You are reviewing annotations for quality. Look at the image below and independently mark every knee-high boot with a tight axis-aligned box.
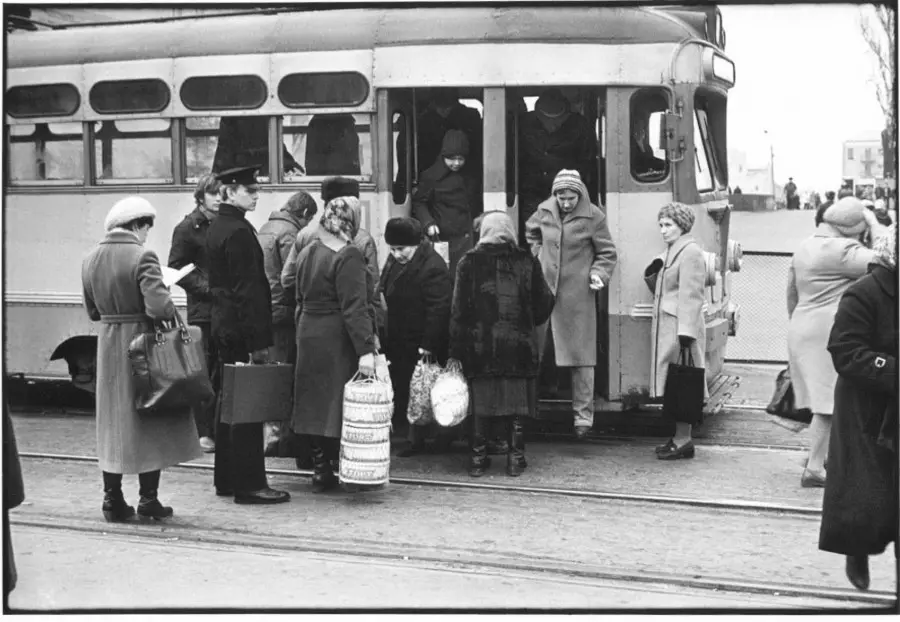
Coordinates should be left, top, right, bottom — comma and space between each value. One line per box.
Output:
506, 417, 526, 477
468, 416, 491, 477
102, 472, 135, 522
137, 470, 173, 520
311, 437, 339, 493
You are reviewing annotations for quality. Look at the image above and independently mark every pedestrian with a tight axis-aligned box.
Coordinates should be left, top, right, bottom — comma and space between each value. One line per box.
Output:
784, 177, 799, 210
258, 190, 317, 364
644, 202, 708, 460
412, 129, 483, 281
82, 197, 202, 521
450, 211, 555, 477
168, 173, 222, 453
291, 197, 378, 492
377, 217, 453, 457
786, 197, 880, 488
4, 400, 25, 596
525, 169, 618, 439
206, 166, 290, 505
814, 191, 835, 227
820, 224, 897, 592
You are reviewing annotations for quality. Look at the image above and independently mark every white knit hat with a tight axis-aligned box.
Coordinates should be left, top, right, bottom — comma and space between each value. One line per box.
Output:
104, 196, 157, 232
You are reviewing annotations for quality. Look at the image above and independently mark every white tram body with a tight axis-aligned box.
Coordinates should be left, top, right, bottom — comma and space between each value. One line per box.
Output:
4, 7, 741, 411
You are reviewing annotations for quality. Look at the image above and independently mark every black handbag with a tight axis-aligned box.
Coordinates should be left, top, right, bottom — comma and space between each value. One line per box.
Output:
128, 311, 215, 415
663, 346, 705, 425
765, 367, 813, 424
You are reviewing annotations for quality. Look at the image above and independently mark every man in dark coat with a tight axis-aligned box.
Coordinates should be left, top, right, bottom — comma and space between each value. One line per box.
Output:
4, 399, 25, 597
377, 217, 452, 454
820, 229, 897, 591
815, 191, 835, 227
784, 177, 799, 210
206, 165, 289, 505
168, 173, 221, 452
212, 116, 303, 177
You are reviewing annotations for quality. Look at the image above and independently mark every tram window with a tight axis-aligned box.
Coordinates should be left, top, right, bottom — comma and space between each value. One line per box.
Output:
7, 122, 83, 184
89, 79, 170, 115
630, 89, 669, 183
94, 119, 172, 184
7, 83, 80, 118
278, 72, 369, 108
693, 114, 714, 192
180, 75, 267, 111
695, 91, 728, 188
207, 116, 276, 180
282, 113, 371, 181
392, 111, 408, 203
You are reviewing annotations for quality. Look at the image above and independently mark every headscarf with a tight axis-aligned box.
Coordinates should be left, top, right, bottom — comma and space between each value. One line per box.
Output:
657, 202, 695, 234
282, 190, 317, 222
319, 196, 360, 243
872, 223, 897, 270
104, 196, 157, 232
477, 211, 518, 247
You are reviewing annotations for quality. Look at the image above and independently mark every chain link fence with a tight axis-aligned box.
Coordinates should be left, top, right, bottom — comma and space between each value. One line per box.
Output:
726, 251, 792, 363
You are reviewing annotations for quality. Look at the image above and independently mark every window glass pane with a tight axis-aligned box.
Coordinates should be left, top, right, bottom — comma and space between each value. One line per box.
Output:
693, 114, 713, 192
89, 79, 170, 114
189, 116, 272, 181
185, 116, 221, 182
282, 113, 371, 181
278, 72, 369, 108
94, 119, 172, 183
392, 111, 406, 203
180, 76, 267, 111
7, 122, 83, 183
7, 84, 81, 118
630, 89, 669, 183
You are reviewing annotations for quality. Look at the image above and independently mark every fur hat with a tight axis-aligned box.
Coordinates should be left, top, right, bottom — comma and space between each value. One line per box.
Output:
657, 202, 695, 234
440, 130, 469, 158
104, 196, 157, 232
823, 197, 866, 235
384, 217, 422, 247
321, 177, 360, 204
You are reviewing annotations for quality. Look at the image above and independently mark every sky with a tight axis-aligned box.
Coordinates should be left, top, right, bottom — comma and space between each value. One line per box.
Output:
720, 4, 888, 192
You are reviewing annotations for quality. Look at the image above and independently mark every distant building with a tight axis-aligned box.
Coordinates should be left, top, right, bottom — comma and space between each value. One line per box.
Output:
842, 137, 885, 181
728, 147, 774, 197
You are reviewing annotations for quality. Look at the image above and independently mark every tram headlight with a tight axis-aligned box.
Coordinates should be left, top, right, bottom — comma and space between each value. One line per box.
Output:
702, 251, 718, 287
713, 54, 735, 85
726, 239, 743, 273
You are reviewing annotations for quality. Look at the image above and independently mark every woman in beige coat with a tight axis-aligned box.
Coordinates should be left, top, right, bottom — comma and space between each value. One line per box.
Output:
525, 169, 618, 438
82, 197, 202, 522
644, 202, 708, 460
787, 197, 879, 488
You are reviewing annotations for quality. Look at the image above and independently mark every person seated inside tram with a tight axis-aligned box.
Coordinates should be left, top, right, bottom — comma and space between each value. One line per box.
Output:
304, 114, 360, 176
630, 120, 666, 176
212, 116, 304, 177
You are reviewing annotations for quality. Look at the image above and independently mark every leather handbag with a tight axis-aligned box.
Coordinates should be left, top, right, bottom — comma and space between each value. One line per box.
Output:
662, 345, 705, 426
128, 311, 214, 415
765, 367, 813, 425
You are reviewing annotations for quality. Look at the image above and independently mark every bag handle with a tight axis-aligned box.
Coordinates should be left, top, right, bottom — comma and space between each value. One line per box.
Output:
154, 309, 191, 345
445, 358, 463, 374
679, 345, 695, 367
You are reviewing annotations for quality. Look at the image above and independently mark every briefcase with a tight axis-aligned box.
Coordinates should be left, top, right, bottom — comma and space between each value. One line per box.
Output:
662, 346, 705, 426
220, 363, 294, 425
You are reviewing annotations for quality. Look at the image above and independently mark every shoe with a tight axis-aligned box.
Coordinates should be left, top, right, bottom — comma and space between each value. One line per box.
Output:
199, 436, 216, 453
215, 488, 233, 497
655, 439, 675, 454
234, 487, 291, 505
137, 494, 174, 520
845, 555, 870, 591
102, 490, 136, 523
311, 441, 340, 492
657, 440, 695, 460
800, 469, 826, 488
468, 415, 491, 477
574, 426, 590, 440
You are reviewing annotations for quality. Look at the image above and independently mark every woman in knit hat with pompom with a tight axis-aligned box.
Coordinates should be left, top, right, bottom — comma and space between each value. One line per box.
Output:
524, 169, 618, 439
643, 202, 708, 460
786, 196, 882, 488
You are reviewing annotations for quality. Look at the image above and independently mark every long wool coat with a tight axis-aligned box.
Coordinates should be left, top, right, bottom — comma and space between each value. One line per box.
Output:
645, 235, 708, 399
82, 230, 202, 474
525, 192, 617, 367
820, 264, 898, 556
787, 225, 876, 415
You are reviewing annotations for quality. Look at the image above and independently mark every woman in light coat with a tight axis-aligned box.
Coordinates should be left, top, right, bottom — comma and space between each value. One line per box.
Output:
82, 197, 202, 522
644, 202, 708, 460
787, 197, 879, 488
525, 169, 617, 438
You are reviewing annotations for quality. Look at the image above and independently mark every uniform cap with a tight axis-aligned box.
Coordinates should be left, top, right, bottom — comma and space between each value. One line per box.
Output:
215, 165, 259, 186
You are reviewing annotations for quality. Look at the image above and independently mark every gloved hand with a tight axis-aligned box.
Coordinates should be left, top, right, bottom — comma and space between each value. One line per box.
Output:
678, 335, 695, 348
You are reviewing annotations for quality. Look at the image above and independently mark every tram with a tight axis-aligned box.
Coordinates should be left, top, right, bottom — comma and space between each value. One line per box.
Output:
4, 6, 742, 416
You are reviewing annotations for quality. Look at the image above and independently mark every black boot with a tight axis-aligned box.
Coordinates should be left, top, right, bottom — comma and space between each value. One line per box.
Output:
137, 471, 173, 520
468, 416, 491, 477
845, 555, 870, 591
506, 417, 526, 477
311, 438, 339, 493
101, 472, 135, 523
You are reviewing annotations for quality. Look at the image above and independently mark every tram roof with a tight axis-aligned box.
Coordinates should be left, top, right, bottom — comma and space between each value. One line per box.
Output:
7, 7, 706, 68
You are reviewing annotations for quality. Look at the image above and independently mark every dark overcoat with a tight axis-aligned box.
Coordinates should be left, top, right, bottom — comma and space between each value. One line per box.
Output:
519, 111, 597, 204
206, 203, 274, 353
412, 160, 482, 241
167, 207, 214, 323
819, 263, 898, 556
449, 242, 555, 379
379, 241, 452, 363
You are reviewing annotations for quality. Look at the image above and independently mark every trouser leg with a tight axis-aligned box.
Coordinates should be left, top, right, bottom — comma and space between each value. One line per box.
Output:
468, 415, 490, 476
571, 366, 595, 429
389, 355, 416, 433
806, 413, 831, 473
192, 322, 215, 439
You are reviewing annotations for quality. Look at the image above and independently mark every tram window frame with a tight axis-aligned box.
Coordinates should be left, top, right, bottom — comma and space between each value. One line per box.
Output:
281, 112, 372, 182
7, 83, 81, 119
93, 118, 174, 185
278, 72, 370, 108
6, 121, 84, 186
694, 89, 728, 189
392, 110, 408, 204
629, 88, 670, 184
180, 75, 268, 111
88, 79, 171, 115
693, 113, 714, 193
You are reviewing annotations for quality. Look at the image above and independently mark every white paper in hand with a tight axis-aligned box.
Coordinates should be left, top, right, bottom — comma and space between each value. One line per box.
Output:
161, 263, 195, 288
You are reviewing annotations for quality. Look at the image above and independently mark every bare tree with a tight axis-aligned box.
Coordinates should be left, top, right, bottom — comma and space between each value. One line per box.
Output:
860, 5, 896, 172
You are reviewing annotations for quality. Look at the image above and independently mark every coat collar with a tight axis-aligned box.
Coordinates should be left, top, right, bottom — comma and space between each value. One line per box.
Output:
537, 194, 593, 222
664, 234, 697, 266
100, 229, 141, 245
381, 241, 434, 295
268, 209, 307, 230
869, 264, 897, 299
218, 203, 248, 220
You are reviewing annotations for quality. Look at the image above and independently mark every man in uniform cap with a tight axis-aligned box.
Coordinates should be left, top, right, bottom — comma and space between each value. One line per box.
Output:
206, 165, 290, 505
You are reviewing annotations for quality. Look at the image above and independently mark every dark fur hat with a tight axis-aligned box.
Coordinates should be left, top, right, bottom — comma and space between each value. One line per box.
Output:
384, 217, 422, 247
321, 176, 360, 204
